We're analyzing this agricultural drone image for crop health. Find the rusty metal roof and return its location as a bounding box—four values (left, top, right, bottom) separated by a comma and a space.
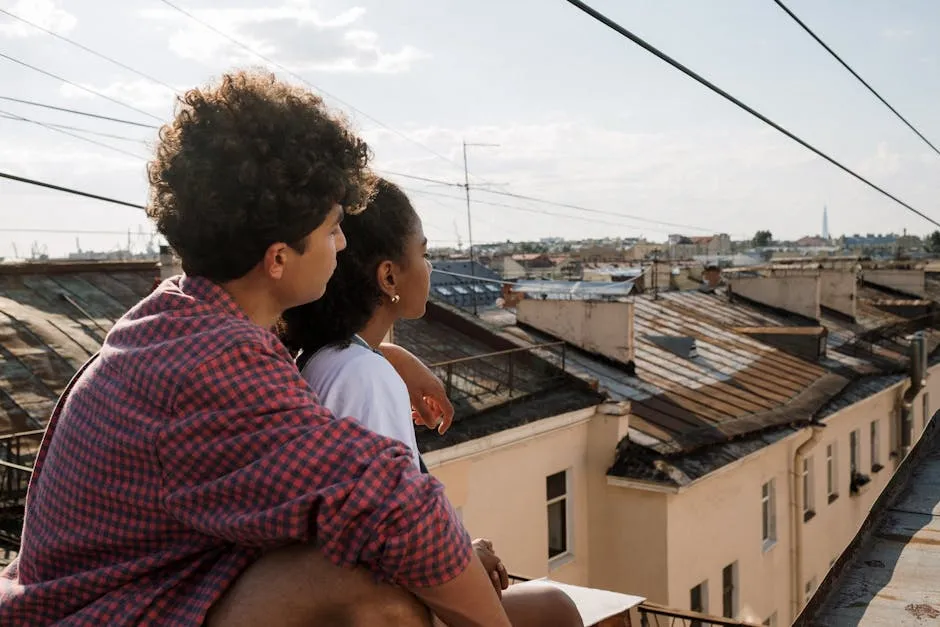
795, 413, 940, 626
490, 291, 832, 456
0, 261, 158, 435
479, 287, 939, 484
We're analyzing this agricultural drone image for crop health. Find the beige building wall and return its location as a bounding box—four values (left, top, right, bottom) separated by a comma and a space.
517, 300, 635, 364
729, 275, 821, 320
425, 358, 938, 624
819, 270, 857, 319
659, 431, 799, 625
863, 269, 926, 297
425, 407, 601, 585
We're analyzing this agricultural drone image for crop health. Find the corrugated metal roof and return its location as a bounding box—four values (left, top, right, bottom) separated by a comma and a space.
500, 291, 831, 456
0, 262, 158, 435
483, 285, 939, 483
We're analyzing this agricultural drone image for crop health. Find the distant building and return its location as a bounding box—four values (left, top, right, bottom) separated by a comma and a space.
667, 234, 732, 259
430, 260, 502, 310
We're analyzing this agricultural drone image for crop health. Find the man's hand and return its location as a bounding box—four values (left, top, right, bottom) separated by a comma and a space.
380, 343, 454, 434
472, 538, 509, 598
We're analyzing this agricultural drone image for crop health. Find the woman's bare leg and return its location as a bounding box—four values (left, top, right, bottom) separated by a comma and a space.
431, 582, 583, 627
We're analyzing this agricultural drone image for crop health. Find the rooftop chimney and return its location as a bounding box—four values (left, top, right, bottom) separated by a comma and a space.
728, 273, 821, 320
516, 299, 635, 366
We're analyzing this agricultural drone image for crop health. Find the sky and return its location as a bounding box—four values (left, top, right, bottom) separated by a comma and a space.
0, 0, 938, 259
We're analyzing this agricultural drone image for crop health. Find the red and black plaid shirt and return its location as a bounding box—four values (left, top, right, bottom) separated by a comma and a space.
0, 275, 470, 626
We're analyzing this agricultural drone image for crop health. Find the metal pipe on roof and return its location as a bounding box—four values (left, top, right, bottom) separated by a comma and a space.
790, 422, 825, 623
898, 332, 928, 459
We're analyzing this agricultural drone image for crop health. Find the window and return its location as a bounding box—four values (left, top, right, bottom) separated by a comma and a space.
850, 430, 860, 476
690, 581, 708, 627
763, 612, 777, 627
802, 456, 815, 521
826, 444, 839, 503
761, 479, 776, 550
722, 562, 738, 618
546, 471, 569, 560
871, 420, 882, 472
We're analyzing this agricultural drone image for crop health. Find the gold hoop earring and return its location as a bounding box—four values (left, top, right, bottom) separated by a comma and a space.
391, 294, 400, 304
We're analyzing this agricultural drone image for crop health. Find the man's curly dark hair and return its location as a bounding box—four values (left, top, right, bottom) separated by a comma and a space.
280, 179, 419, 365
147, 70, 373, 282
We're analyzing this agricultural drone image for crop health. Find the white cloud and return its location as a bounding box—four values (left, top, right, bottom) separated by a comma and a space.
142, 1, 427, 74
882, 27, 914, 41
58, 79, 177, 114
368, 118, 822, 240
0, 0, 76, 38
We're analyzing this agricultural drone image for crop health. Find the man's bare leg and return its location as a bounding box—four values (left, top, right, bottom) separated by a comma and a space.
207, 543, 432, 627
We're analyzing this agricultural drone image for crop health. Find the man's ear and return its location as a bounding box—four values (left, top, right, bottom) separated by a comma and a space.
262, 242, 289, 280
376, 260, 396, 297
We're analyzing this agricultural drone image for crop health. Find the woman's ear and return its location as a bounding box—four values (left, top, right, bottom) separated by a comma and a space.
376, 260, 397, 297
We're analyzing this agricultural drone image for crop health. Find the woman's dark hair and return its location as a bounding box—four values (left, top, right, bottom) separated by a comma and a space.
147, 70, 373, 282
279, 178, 419, 361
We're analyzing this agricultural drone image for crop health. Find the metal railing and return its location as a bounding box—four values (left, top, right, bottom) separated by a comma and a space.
638, 603, 760, 627
428, 342, 568, 412
0, 429, 43, 557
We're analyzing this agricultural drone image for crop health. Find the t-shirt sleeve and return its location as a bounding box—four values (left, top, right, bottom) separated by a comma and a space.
305, 350, 416, 456
156, 338, 471, 588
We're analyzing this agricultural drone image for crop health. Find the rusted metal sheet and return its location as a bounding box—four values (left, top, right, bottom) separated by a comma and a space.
0, 264, 158, 435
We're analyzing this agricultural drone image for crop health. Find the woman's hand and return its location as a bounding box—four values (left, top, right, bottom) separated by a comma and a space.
380, 343, 454, 434
472, 538, 509, 598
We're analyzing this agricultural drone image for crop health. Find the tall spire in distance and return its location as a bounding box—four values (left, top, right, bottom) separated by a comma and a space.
822, 205, 830, 241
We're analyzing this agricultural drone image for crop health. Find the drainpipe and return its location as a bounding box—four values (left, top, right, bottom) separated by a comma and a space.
790, 422, 825, 622
897, 332, 927, 460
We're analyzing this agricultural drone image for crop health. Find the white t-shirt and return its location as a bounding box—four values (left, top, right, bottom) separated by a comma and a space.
301, 342, 421, 469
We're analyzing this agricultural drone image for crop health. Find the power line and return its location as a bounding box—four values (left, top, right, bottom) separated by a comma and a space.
0, 52, 162, 122
0, 171, 146, 210
155, 0, 476, 179
379, 170, 463, 188
564, 0, 940, 229
0, 96, 159, 129
402, 185, 691, 235
0, 7, 177, 93
0, 111, 149, 144
772, 0, 940, 158
0, 109, 147, 160
385, 170, 727, 234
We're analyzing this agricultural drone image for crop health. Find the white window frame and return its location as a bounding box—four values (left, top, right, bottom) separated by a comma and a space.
802, 456, 815, 517
546, 469, 572, 565
761, 479, 777, 551
826, 443, 838, 502
870, 420, 881, 471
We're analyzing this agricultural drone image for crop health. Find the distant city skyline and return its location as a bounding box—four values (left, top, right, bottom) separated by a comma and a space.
1, 0, 939, 259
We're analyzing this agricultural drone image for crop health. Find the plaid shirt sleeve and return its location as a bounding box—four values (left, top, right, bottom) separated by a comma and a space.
157, 336, 472, 588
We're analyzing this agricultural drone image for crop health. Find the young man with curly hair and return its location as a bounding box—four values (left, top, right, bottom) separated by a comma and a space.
0, 71, 512, 627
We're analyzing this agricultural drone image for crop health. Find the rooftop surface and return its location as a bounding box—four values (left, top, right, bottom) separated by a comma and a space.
482, 285, 939, 486
0, 261, 159, 435
396, 300, 604, 453
795, 418, 940, 626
